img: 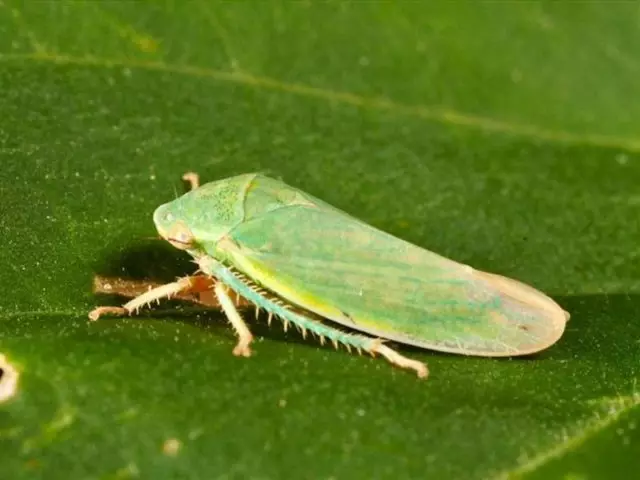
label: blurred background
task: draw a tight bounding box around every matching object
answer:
[0,2,639,479]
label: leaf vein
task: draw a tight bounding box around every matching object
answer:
[495,391,640,479]
[0,51,638,153]
[80,2,160,55]
[0,0,47,54]
[195,0,240,72]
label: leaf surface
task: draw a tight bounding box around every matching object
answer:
[1,2,639,479]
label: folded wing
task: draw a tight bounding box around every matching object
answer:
[226,206,568,356]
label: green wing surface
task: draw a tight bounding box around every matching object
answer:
[226,205,568,356]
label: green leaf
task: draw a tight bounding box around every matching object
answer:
[1,2,639,479]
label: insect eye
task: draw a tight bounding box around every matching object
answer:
[166,221,195,250]
[176,231,192,243]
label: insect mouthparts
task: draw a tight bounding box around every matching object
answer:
[168,236,191,246]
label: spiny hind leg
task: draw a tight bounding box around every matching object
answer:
[195,256,428,377]
[248,300,428,378]
[214,282,254,357]
[264,306,429,378]
[370,342,429,379]
[88,275,214,321]
[278,317,428,378]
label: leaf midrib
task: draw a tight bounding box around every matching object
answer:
[0,51,639,154]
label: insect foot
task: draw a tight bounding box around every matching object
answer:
[88,306,128,321]
[374,344,429,379]
[232,340,254,358]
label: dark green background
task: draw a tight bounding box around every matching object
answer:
[1,2,639,479]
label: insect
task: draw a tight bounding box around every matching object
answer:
[89,172,569,378]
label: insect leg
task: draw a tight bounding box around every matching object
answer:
[182,171,200,190]
[371,344,429,379]
[200,258,429,378]
[213,282,254,357]
[88,275,210,321]
[255,300,429,378]
[267,305,429,378]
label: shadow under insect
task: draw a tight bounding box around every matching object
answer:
[91,241,321,347]
[91,242,636,368]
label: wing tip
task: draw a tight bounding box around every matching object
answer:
[475,270,569,318]
[473,269,569,355]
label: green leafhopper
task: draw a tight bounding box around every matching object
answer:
[89,172,569,378]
